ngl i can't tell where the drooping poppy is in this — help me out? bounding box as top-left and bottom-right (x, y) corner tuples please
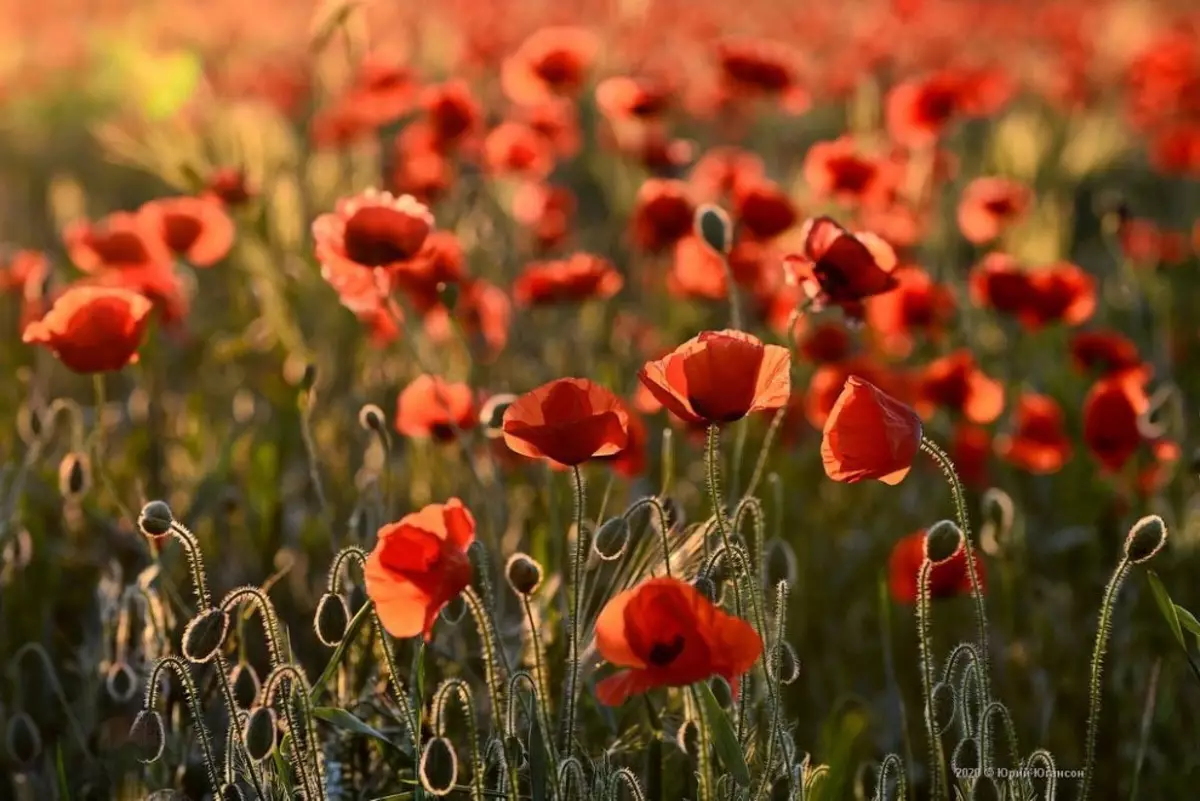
(784, 217), (898, 320)
(956, 177), (1030, 245)
(364, 499), (475, 641)
(888, 530), (987, 604)
(139, 196), (236, 267)
(630, 179), (695, 253)
(864, 265), (956, 357)
(512, 253), (622, 306)
(638, 330), (791, 425)
(594, 576), (762, 706)
(22, 285), (153, 373)
(821, 375), (923, 485)
(502, 378), (629, 466)
(915, 350), (1005, 424)
(501, 26), (598, 107)
(395, 375), (477, 442)
(1083, 374), (1150, 473)
(802, 359), (908, 430)
(995, 392), (1072, 474)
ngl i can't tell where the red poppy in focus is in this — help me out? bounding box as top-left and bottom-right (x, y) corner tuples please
(1083, 374), (1150, 473)
(1069, 330), (1145, 377)
(205, 167), (255, 207)
(22, 285), (153, 373)
(996, 393), (1072, 474)
(396, 375), (477, 442)
(803, 359), (907, 430)
(638, 330), (791, 425)
(513, 253), (622, 306)
(501, 26), (598, 107)
(421, 79), (481, 151)
(483, 122), (556, 179)
(596, 75), (672, 121)
(512, 183), (576, 251)
(915, 350), (1005, 424)
(968, 253), (1033, 316)
(139, 196), (235, 267)
(594, 576), (762, 706)
(630, 179), (695, 252)
(865, 266), (955, 357)
(821, 375), (923, 485)
(784, 217), (898, 319)
(733, 179), (798, 240)
(502, 378), (630, 466)
(803, 137), (892, 206)
(956, 177), (1030, 245)
(952, 423), (992, 488)
(63, 213), (173, 274)
(888, 530), (986, 604)
(365, 499), (475, 641)
(886, 72), (966, 148)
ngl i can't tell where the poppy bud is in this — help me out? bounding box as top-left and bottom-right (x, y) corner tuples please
(419, 737), (458, 796)
(4, 712), (41, 764)
(931, 681), (957, 734)
(952, 735), (981, 776)
(676, 719), (700, 757)
(314, 592), (350, 646)
(693, 576), (717, 602)
(58, 452), (92, 499)
(128, 709), (166, 763)
(16, 404), (45, 445)
(440, 595), (467, 625)
(229, 662), (261, 709)
(479, 393), (518, 436)
(769, 641), (800, 685)
(505, 553), (543, 596)
(242, 707), (278, 762)
(1124, 515), (1168, 564)
(220, 784), (247, 801)
(924, 520), (965, 565)
(503, 734), (527, 770)
(592, 517), (630, 561)
(138, 501), (175, 538)
(182, 608), (230, 664)
(695, 204), (733, 255)
(437, 280), (460, 311)
(358, 403), (387, 433)
(979, 488), (1015, 555)
(105, 661), (139, 704)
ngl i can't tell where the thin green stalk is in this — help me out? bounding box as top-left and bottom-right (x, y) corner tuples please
(916, 561), (945, 801)
(561, 465), (587, 754)
(1081, 558), (1131, 801)
(462, 587), (507, 733)
(1129, 659), (1162, 801)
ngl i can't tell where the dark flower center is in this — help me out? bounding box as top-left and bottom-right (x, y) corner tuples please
(647, 634), (686, 667)
(90, 231), (153, 267)
(343, 207), (429, 267)
(162, 213), (204, 254)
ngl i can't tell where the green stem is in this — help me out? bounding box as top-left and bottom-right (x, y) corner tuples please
(560, 466), (587, 753)
(1081, 558), (1131, 801)
(916, 561), (945, 801)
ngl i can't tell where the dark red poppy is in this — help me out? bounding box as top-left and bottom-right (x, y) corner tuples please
(365, 499), (474, 641)
(886, 72), (966, 147)
(796, 321), (854, 364)
(733, 179), (798, 240)
(139, 196), (235, 267)
(63, 213), (173, 274)
(502, 378), (629, 466)
(483, 121), (556, 179)
(204, 167), (255, 207)
(784, 217), (898, 318)
(396, 375), (477, 442)
(803, 137), (893, 206)
(864, 265), (955, 357)
(638, 330), (791, 425)
(915, 350), (1005, 424)
(821, 375), (923, 485)
(512, 254), (622, 306)
(595, 75), (672, 121)
(956, 177), (1030, 245)
(594, 576), (761, 706)
(421, 79), (482, 151)
(951, 423), (992, 488)
(22, 285), (153, 373)
(1069, 330), (1145, 377)
(313, 189), (434, 274)
(1083, 373), (1150, 473)
(714, 37), (808, 111)
(996, 393), (1072, 474)
(393, 231), (466, 311)
(1150, 123), (1200, 178)
(968, 252), (1033, 316)
(630, 179), (695, 252)
(889, 530), (987, 604)
(1021, 262), (1096, 329)
(501, 26), (598, 106)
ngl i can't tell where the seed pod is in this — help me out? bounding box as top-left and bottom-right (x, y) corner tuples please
(105, 661), (139, 704)
(695, 204), (733, 255)
(137, 501), (174, 538)
(924, 520), (965, 565)
(693, 576), (717, 603)
(182, 608), (230, 664)
(358, 404), (386, 433)
(229, 663), (261, 709)
(129, 709), (166, 763)
(419, 737), (458, 796)
(314, 592), (350, 647)
(58, 452), (92, 499)
(242, 707), (278, 762)
(1125, 515), (1168, 564)
(505, 553), (543, 596)
(5, 712), (41, 764)
(592, 517), (630, 561)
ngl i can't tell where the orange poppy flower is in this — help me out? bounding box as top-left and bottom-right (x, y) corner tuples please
(885, 72), (966, 148)
(864, 265), (955, 357)
(821, 375), (922, 485)
(803, 137), (892, 206)
(502, 378), (629, 466)
(630, 179), (695, 253)
(784, 217), (898, 319)
(888, 530), (987, 604)
(139, 196), (235, 267)
(501, 26), (598, 107)
(802, 359), (907, 430)
(22, 285), (153, 373)
(952, 423), (993, 488)
(638, 330), (791, 425)
(513, 253), (622, 306)
(996, 392), (1072, 474)
(594, 576), (762, 706)
(733, 179), (798, 240)
(395, 375), (477, 442)
(1083, 374), (1150, 473)
(483, 121), (556, 179)
(956, 177), (1030, 245)
(915, 350), (1005, 424)
(1069, 330), (1145, 378)
(63, 213), (173, 274)
(364, 499), (475, 641)
(595, 75), (672, 121)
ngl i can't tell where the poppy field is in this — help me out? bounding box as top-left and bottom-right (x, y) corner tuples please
(3, 0), (1200, 798)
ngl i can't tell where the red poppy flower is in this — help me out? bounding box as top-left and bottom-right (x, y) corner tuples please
(512, 183), (576, 251)
(885, 72), (966, 148)
(796, 321), (853, 364)
(339, 55), (420, 131)
(22, 285), (153, 373)
(395, 375), (477, 442)
(313, 189), (434, 274)
(803, 137), (892, 206)
(784, 217), (898, 318)
(714, 37), (808, 111)
(63, 213), (173, 274)
(1083, 374), (1150, 473)
(968, 252), (1033, 316)
(524, 100), (583, 160)
(595, 75), (672, 121)
(803, 359), (907, 430)
(888, 530), (987, 604)
(1069, 330), (1145, 378)
(364, 499), (475, 641)
(732, 179), (798, 240)
(600, 403), (648, 479)
(1, 250), (48, 296)
(821, 375), (922, 485)
(139, 196), (235, 267)
(483, 121), (556, 179)
(1022, 262), (1096, 329)
(638, 330), (791, 425)
(630, 179), (695, 253)
(996, 393), (1072, 474)
(205, 167), (255, 207)
(952, 423), (992, 488)
(512, 254), (622, 306)
(421, 79), (481, 151)
(502, 378), (629, 466)
(689, 147), (765, 202)
(393, 231), (466, 309)
(915, 350), (1005, 424)
(594, 576), (762, 706)
(501, 26), (598, 107)
(956, 177), (1030, 245)
(392, 123), (455, 202)
(864, 265), (955, 357)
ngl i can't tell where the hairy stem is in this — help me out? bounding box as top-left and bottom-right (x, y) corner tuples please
(1081, 558), (1131, 801)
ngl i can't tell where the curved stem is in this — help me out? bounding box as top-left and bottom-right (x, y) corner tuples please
(521, 595), (556, 736)
(145, 656), (222, 797)
(263, 664), (326, 801)
(1081, 558), (1131, 801)
(165, 520), (213, 611)
(433, 678), (486, 801)
(462, 587), (507, 732)
(623, 496), (673, 578)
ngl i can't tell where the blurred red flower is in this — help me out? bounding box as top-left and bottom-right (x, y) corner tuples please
(803, 359), (908, 430)
(1082, 373), (1150, 474)
(64, 213), (172, 274)
(785, 217), (898, 320)
(502, 378), (629, 466)
(996, 392), (1072, 474)
(864, 265), (955, 357)
(396, 375), (477, 442)
(1069, 330), (1145, 378)
(886, 72), (966, 147)
(733, 179), (798, 240)
(596, 75), (673, 121)
(139, 196), (235, 267)
(689, 146), (765, 202)
(803, 137), (893, 206)
(204, 168), (255, 207)
(501, 26), (598, 106)
(951, 423), (993, 488)
(512, 183), (577, 251)
(421, 79), (482, 152)
(821, 375), (923, 485)
(22, 285), (152, 373)
(796, 321), (854, 364)
(1023, 262), (1097, 329)
(630, 179), (695, 253)
(513, 253), (622, 306)
(889, 530), (986, 604)
(714, 37), (808, 112)
(915, 350), (1005, 424)
(968, 252), (1032, 316)
(483, 121), (556, 179)
(956, 177), (1030, 245)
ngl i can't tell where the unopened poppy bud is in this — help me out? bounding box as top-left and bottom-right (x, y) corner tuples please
(242, 707), (278, 762)
(676, 719), (699, 757)
(437, 280), (460, 311)
(220, 783), (247, 801)
(358, 403), (386, 433)
(979, 488), (1015, 555)
(693, 576), (717, 602)
(695, 204), (733, 255)
(229, 663), (261, 709)
(770, 641), (801, 685)
(931, 681), (957, 734)
(138, 501), (174, 538)
(58, 452), (91, 499)
(505, 553), (543, 596)
(182, 608), (230, 664)
(419, 736), (458, 797)
(314, 592), (350, 646)
(503, 734), (527, 769)
(479, 393), (517, 435)
(924, 520), (965, 565)
(128, 709), (165, 763)
(592, 517), (630, 561)
(4, 712), (41, 764)
(1124, 515), (1168, 564)
(16, 404), (44, 445)
(105, 661), (139, 704)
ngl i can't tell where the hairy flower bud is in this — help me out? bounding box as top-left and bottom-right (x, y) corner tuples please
(182, 608), (230, 664)
(229, 663), (261, 710)
(358, 403), (386, 433)
(129, 709), (166, 764)
(419, 736), (458, 796)
(505, 553), (543, 596)
(592, 517), (630, 561)
(314, 592), (350, 647)
(58, 452), (91, 499)
(242, 707), (278, 762)
(4, 712), (41, 765)
(924, 520), (965, 565)
(1124, 515), (1168, 564)
(138, 501), (174, 538)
